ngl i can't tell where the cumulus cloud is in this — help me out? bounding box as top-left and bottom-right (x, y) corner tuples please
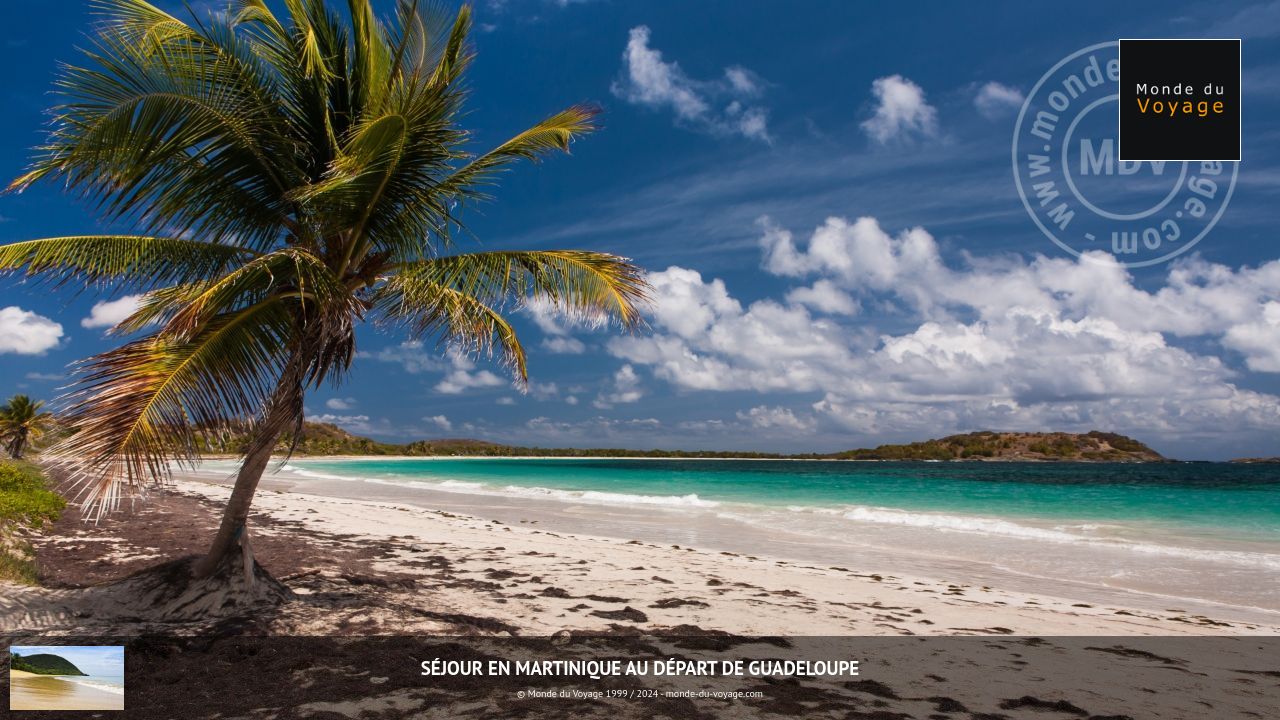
(81, 295), (143, 329)
(1222, 302), (1280, 371)
(522, 415), (663, 444)
(612, 25), (771, 141)
(325, 397), (356, 410)
(364, 340), (444, 374)
(543, 336), (586, 354)
(785, 279), (859, 315)
(974, 81), (1024, 119)
(425, 414), (453, 432)
(736, 405), (816, 431)
(307, 413), (373, 433)
(0, 306), (63, 355)
(365, 341), (508, 394)
(435, 351), (506, 394)
(25, 372), (64, 381)
(861, 75), (937, 143)
(593, 364), (645, 408)
(608, 217), (1280, 449)
(525, 297), (596, 354)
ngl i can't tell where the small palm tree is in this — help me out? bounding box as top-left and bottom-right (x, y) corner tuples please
(0, 0), (647, 583)
(0, 395), (55, 459)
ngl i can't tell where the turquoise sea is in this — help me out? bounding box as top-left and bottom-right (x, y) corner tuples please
(229, 457), (1280, 613)
(287, 458), (1280, 542)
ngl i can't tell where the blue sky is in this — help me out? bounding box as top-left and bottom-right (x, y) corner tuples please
(11, 645), (124, 676)
(3, 1), (1280, 459)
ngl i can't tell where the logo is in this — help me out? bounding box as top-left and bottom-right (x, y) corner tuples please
(1013, 42), (1238, 268)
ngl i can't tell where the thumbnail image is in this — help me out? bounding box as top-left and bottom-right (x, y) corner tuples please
(9, 645), (124, 711)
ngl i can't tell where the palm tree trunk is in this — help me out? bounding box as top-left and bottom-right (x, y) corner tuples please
(11, 431), (26, 459)
(191, 349), (307, 579)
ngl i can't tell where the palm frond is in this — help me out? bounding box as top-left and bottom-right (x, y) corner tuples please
(374, 250), (648, 382)
(11, 1), (301, 248)
(153, 247), (353, 340)
(439, 104), (600, 199)
(0, 235), (256, 292)
(389, 250), (648, 324)
(51, 299), (299, 517)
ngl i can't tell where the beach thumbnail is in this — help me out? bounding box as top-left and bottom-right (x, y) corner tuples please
(9, 645), (124, 712)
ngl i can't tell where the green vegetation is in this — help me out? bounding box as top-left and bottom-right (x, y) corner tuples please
(10, 652), (87, 676)
(0, 461), (65, 584)
(199, 422), (794, 458)
(0, 0), (649, 580)
(202, 423), (1164, 462)
(834, 431), (1163, 462)
(0, 395), (55, 459)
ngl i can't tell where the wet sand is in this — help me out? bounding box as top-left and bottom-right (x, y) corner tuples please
(8, 669), (124, 711)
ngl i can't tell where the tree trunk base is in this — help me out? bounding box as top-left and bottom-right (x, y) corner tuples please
(102, 549), (293, 624)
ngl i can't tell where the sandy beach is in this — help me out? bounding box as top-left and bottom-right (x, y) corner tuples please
(2, 470), (1278, 718)
(3, 468), (1274, 637)
(8, 669), (124, 711)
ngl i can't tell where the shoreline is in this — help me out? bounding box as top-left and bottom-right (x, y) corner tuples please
(199, 453), (1187, 463)
(202, 459), (1280, 620)
(8, 670), (125, 711)
(7, 468), (1276, 637)
(177, 471), (1279, 634)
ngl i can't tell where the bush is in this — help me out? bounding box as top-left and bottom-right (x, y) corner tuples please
(0, 461), (64, 584)
(0, 461), (65, 529)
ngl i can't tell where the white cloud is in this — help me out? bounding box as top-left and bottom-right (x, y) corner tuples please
(523, 415), (663, 443)
(608, 217), (1280, 449)
(525, 297), (596, 355)
(366, 342), (508, 394)
(612, 25), (771, 142)
(861, 75), (938, 143)
(435, 350), (506, 394)
(0, 306), (63, 355)
(496, 396), (517, 406)
(81, 294), (143, 329)
(325, 397), (356, 411)
(425, 414), (453, 432)
(974, 81), (1024, 119)
(543, 337), (586, 354)
(364, 340), (445, 374)
(25, 371), (64, 381)
(724, 66), (762, 96)
(530, 382), (560, 401)
(736, 405), (816, 431)
(785, 279), (858, 315)
(308, 413), (371, 430)
(593, 364), (644, 408)
(1222, 301), (1280, 371)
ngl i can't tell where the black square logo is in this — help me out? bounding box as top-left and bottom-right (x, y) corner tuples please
(1119, 39), (1240, 161)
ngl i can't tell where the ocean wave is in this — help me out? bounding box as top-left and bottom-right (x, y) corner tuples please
(785, 504), (1280, 569)
(496, 484), (718, 508)
(266, 462), (1276, 569)
(276, 464), (718, 508)
(68, 678), (125, 695)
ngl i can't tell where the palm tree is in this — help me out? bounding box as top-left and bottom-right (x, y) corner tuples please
(0, 0), (648, 583)
(0, 395), (54, 459)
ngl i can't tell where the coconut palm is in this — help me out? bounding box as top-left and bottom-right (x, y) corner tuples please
(0, 0), (647, 583)
(0, 395), (55, 459)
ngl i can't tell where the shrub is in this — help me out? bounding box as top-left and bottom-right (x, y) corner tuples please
(0, 461), (64, 584)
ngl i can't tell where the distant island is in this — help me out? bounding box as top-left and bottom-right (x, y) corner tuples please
(197, 424), (1166, 462)
(11, 652), (87, 676)
(832, 431), (1164, 462)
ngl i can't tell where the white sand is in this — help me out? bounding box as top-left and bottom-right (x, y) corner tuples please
(181, 475), (1280, 636)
